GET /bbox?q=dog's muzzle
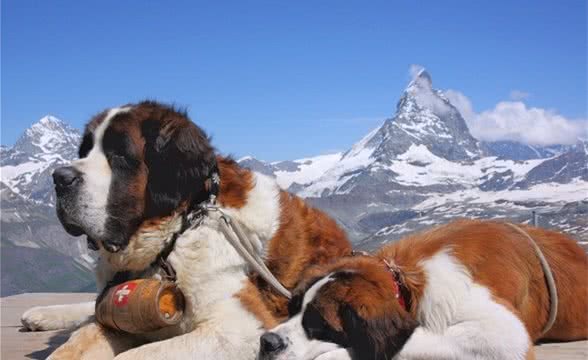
[258,332,287,360]
[53,166,82,190]
[53,166,85,236]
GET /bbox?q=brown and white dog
[260,220,588,360]
[20,101,352,359]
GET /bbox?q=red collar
[382,259,407,311]
[350,251,408,311]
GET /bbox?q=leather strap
[505,222,558,336]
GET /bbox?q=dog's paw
[21,302,95,331]
[21,306,68,331]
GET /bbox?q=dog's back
[380,219,588,342]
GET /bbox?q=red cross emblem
[113,282,137,307]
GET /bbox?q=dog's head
[53,101,216,253]
[257,256,417,360]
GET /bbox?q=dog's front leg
[21,301,95,331]
[48,321,142,360]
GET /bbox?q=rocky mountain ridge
[1,117,93,296]
[237,69,588,246]
[1,115,81,205]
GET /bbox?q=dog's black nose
[260,332,286,354]
[53,166,81,188]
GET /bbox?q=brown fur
[293,255,415,328]
[238,189,352,328]
[376,219,588,342]
[286,219,586,359]
[287,256,418,359]
[217,157,254,208]
[85,103,352,328]
[104,107,351,329]
[47,101,353,359]
[125,157,252,248]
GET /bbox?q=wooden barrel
[96,279,185,334]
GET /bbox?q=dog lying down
[258,220,588,360]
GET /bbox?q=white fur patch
[135,172,285,354]
[416,249,471,332]
[34,167,291,358]
[397,250,531,360]
[71,106,131,240]
[221,172,281,255]
[132,217,266,356]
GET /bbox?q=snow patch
[237,155,254,162]
[1,161,52,184]
[388,144,545,187]
[274,153,342,189]
[414,179,588,210]
[299,146,375,197]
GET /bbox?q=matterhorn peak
[399,66,446,115]
[407,67,433,91]
[361,66,484,162]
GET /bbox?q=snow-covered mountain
[238,153,343,191]
[513,141,588,189]
[367,69,483,162]
[1,115,81,205]
[1,116,94,296]
[238,69,588,247]
[482,141,570,161]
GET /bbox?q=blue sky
[2,0,586,160]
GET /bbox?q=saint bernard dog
[259,220,588,360]
[20,101,352,359]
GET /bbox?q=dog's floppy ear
[340,303,417,360]
[142,117,216,217]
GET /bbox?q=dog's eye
[108,153,130,167]
[111,153,126,162]
[306,325,323,338]
[109,153,140,170]
[302,305,327,339]
[287,294,303,317]
[303,304,348,346]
